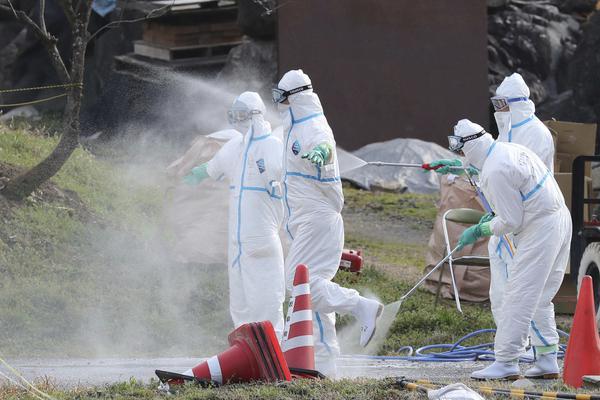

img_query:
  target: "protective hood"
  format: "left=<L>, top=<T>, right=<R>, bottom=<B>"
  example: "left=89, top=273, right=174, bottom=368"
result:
left=277, top=69, right=323, bottom=121
left=233, top=91, right=267, bottom=114
left=495, top=73, right=536, bottom=125
left=453, top=119, right=494, bottom=170
left=229, top=91, right=270, bottom=139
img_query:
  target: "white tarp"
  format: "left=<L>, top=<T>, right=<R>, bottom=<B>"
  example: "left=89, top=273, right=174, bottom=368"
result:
left=340, top=138, right=456, bottom=194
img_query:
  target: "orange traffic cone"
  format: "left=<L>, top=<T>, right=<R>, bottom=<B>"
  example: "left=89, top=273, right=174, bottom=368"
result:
left=282, top=264, right=322, bottom=378
left=563, top=275, right=600, bottom=388
left=160, top=321, right=291, bottom=386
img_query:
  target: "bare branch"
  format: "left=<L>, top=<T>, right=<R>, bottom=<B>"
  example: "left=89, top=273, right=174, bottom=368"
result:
left=0, top=1, right=71, bottom=83
left=56, top=0, right=76, bottom=26
left=39, top=0, right=47, bottom=34
left=5, top=0, right=17, bottom=17
left=87, top=0, right=174, bottom=42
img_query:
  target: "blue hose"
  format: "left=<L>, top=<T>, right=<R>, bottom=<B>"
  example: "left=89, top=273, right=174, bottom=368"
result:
left=348, top=328, right=569, bottom=362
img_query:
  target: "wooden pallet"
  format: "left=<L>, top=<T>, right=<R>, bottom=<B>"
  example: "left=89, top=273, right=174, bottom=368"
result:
left=133, top=40, right=241, bottom=61
left=143, top=31, right=242, bottom=47
left=142, top=19, right=241, bottom=46
left=126, top=0, right=235, bottom=14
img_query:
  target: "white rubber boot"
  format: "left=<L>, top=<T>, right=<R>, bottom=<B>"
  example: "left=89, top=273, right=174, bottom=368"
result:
left=524, top=352, right=560, bottom=379
left=470, top=361, right=521, bottom=380
left=354, top=298, right=384, bottom=347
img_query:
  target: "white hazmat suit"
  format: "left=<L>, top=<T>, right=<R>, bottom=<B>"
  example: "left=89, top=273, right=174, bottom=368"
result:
left=454, top=119, right=571, bottom=379
left=277, top=70, right=382, bottom=376
left=489, top=73, right=556, bottom=351
left=206, top=92, right=286, bottom=338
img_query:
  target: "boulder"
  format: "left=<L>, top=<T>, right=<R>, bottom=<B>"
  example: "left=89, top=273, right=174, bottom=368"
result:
left=570, top=11, right=600, bottom=115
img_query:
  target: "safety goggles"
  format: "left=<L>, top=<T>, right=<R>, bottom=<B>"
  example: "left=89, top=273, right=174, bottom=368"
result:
left=227, top=109, right=261, bottom=125
left=448, top=130, right=486, bottom=152
left=271, top=84, right=312, bottom=103
left=490, top=95, right=529, bottom=112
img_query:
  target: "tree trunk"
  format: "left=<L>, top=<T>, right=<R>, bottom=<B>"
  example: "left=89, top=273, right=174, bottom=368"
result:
left=1, top=20, right=88, bottom=201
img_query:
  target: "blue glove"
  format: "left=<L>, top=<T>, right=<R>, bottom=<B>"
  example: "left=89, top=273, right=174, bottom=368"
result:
left=302, top=143, right=332, bottom=167
left=457, top=222, right=493, bottom=250
left=183, top=163, right=209, bottom=185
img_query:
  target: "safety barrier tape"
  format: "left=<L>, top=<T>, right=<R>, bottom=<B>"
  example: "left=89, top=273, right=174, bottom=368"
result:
left=0, top=93, right=68, bottom=108
left=0, top=356, right=57, bottom=400
left=0, top=83, right=82, bottom=93
left=0, top=83, right=83, bottom=108
left=398, top=378, right=600, bottom=400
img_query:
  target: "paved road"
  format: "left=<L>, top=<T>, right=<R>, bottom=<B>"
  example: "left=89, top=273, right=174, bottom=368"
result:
left=4, top=356, right=484, bottom=387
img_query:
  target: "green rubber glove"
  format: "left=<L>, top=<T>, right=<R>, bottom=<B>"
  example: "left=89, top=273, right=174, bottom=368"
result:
left=478, top=212, right=494, bottom=224
left=183, top=163, right=209, bottom=185
left=430, top=158, right=462, bottom=175
left=457, top=222, right=493, bottom=250
left=302, top=143, right=332, bottom=167
left=429, top=159, right=479, bottom=176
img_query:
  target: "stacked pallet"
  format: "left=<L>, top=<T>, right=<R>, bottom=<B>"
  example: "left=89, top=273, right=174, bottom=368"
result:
left=133, top=0, right=242, bottom=62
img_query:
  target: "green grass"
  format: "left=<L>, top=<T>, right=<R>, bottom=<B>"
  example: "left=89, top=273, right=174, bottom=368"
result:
left=0, top=125, right=231, bottom=357
left=0, top=124, right=496, bottom=358
left=343, top=184, right=438, bottom=222
left=0, top=378, right=419, bottom=400
left=0, top=124, right=501, bottom=398
left=0, top=125, right=162, bottom=229
left=345, top=234, right=425, bottom=268
left=335, top=267, right=495, bottom=353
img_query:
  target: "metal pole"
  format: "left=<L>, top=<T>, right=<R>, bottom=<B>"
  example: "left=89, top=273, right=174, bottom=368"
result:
left=399, top=246, right=461, bottom=302
left=366, top=162, right=424, bottom=168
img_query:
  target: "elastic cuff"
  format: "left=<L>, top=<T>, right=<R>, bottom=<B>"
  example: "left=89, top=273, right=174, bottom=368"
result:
left=191, top=163, right=209, bottom=179
left=480, top=221, right=493, bottom=236
left=535, top=344, right=558, bottom=354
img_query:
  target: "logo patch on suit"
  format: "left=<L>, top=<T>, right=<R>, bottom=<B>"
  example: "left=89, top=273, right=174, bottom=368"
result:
left=256, top=158, right=265, bottom=174
left=292, top=140, right=301, bottom=156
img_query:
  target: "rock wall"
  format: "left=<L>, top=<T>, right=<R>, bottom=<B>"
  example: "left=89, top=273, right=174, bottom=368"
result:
left=487, top=0, right=600, bottom=139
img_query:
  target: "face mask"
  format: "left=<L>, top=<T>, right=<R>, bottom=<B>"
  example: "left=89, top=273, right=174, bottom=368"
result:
left=277, top=103, right=289, bottom=113
left=232, top=119, right=252, bottom=134
left=494, top=112, right=511, bottom=136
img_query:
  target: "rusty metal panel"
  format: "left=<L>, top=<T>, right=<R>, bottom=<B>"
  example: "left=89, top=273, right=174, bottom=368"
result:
left=278, top=0, right=488, bottom=150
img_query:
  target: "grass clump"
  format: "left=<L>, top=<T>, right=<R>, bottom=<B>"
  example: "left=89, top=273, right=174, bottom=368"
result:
left=345, top=234, right=425, bottom=268
left=0, top=378, right=418, bottom=400
left=343, top=184, right=438, bottom=223
left=0, top=125, right=230, bottom=357
left=336, top=267, right=495, bottom=353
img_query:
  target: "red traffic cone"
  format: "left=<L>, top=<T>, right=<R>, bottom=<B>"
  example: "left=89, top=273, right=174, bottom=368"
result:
left=563, top=275, right=600, bottom=388
left=282, top=264, right=322, bottom=378
left=184, top=321, right=291, bottom=385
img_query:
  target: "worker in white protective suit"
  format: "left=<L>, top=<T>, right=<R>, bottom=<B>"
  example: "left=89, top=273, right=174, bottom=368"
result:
left=183, top=92, right=286, bottom=339
left=432, top=73, right=557, bottom=379
left=273, top=69, right=383, bottom=376
left=449, top=119, right=570, bottom=380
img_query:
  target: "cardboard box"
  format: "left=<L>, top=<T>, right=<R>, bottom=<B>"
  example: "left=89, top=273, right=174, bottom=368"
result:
left=545, top=120, right=597, bottom=177
left=557, top=152, right=592, bottom=177
left=555, top=172, right=591, bottom=213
